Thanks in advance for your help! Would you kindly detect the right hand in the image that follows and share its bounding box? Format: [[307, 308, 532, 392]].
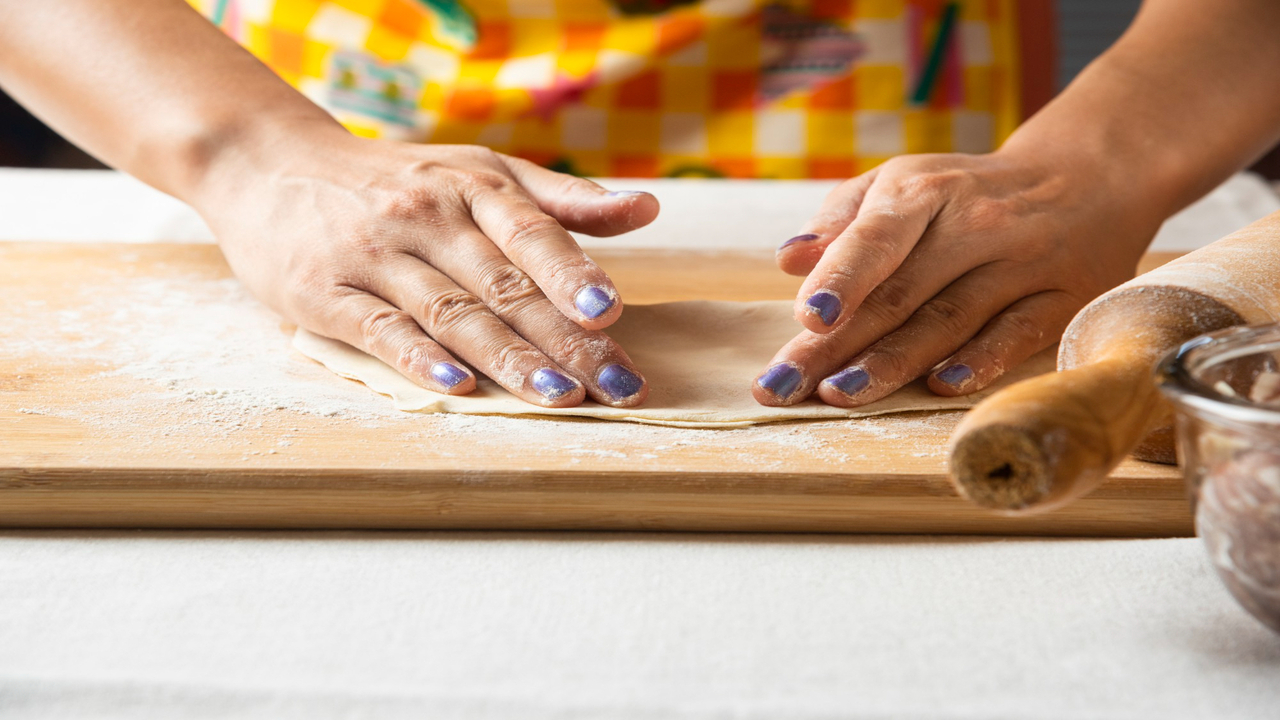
[[757, 148, 1162, 408], [194, 124, 659, 407]]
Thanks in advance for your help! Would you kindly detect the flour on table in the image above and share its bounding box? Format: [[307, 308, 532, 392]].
[[6, 265, 1043, 467], [4, 273, 411, 451], [295, 300, 1057, 428]]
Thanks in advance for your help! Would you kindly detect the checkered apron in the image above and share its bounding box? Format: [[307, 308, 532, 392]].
[[192, 0, 1022, 178]]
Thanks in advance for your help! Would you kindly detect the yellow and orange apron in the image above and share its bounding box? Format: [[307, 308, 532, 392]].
[[191, 0, 1023, 178]]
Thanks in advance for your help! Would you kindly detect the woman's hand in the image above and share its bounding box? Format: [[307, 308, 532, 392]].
[[196, 123, 659, 408], [754, 149, 1162, 407]]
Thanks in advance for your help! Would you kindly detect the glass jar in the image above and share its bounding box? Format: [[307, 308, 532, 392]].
[[1156, 325, 1280, 634]]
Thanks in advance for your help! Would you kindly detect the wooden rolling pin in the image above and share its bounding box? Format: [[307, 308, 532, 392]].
[[948, 211, 1280, 513]]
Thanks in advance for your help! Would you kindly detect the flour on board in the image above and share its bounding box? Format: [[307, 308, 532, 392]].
[[6, 272, 964, 468]]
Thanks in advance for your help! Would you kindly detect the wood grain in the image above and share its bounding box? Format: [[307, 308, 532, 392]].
[[0, 242, 1190, 535]]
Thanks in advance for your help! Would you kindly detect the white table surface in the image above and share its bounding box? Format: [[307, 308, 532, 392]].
[[2, 169, 1279, 719]]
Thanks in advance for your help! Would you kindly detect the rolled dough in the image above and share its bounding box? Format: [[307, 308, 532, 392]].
[[293, 300, 1056, 428]]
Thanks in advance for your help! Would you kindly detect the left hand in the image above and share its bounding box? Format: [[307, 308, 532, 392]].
[[752, 150, 1161, 407]]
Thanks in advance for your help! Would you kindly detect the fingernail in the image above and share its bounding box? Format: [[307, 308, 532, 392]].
[[430, 362, 470, 389], [935, 363, 974, 389], [574, 285, 616, 320], [804, 290, 842, 326], [532, 368, 578, 400], [779, 233, 819, 250], [597, 364, 644, 401], [605, 190, 647, 198], [824, 367, 870, 397], [757, 363, 803, 400]]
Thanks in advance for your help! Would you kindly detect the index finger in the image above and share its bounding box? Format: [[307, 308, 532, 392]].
[[466, 183, 623, 332], [793, 180, 937, 334], [776, 168, 880, 277]]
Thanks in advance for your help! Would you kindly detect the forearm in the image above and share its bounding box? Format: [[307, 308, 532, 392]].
[[0, 0, 342, 203], [1001, 0, 1280, 225]]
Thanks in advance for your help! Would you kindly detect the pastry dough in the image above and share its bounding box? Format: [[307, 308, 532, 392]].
[[294, 300, 1055, 427]]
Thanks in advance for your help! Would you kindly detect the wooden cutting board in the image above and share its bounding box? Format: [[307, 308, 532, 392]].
[[0, 242, 1190, 536]]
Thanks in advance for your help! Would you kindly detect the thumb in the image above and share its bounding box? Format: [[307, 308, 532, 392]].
[[498, 154, 660, 237]]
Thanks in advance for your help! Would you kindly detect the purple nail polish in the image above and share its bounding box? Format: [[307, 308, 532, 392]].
[[757, 363, 803, 400], [575, 285, 615, 320], [430, 362, 469, 389], [597, 364, 643, 401], [804, 290, 842, 326], [824, 367, 870, 397], [532, 368, 578, 400], [935, 364, 974, 388], [779, 233, 819, 250], [605, 190, 647, 198]]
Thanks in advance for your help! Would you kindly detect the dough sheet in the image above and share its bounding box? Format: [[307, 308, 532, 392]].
[[293, 300, 1055, 427]]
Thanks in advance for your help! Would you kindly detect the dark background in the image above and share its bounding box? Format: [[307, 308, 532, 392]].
[[2, 0, 1277, 176]]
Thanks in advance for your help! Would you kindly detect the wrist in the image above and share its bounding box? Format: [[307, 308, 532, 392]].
[[997, 54, 1208, 233], [170, 109, 348, 211], [994, 119, 1166, 247]]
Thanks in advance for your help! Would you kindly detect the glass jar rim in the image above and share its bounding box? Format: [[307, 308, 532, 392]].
[[1156, 323, 1280, 427]]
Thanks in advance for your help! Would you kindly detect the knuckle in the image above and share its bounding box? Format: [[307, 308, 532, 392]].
[[879, 155, 914, 175], [914, 295, 972, 334], [549, 331, 612, 365], [963, 197, 1016, 233], [420, 289, 486, 331], [850, 221, 902, 262], [394, 342, 430, 375], [281, 258, 352, 318], [491, 343, 537, 387], [998, 309, 1049, 344], [545, 255, 596, 290], [820, 264, 857, 289], [357, 306, 413, 346], [502, 213, 564, 250], [868, 342, 913, 380], [863, 277, 916, 323], [484, 264, 543, 313], [553, 173, 600, 201], [288, 261, 331, 296], [376, 186, 442, 221], [403, 158, 444, 177], [896, 170, 952, 197], [455, 168, 512, 193], [559, 173, 594, 193], [348, 233, 388, 258], [962, 344, 1003, 376], [463, 145, 502, 165], [547, 176, 594, 211]]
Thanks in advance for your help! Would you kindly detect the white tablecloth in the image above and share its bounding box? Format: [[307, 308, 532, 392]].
[[2, 169, 1279, 719]]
